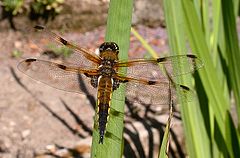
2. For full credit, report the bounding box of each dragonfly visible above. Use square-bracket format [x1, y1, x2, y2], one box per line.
[18, 25, 203, 144]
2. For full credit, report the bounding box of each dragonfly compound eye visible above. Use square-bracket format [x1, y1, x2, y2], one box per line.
[99, 42, 119, 52]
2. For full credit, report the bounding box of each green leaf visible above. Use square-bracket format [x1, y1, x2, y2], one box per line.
[158, 103, 173, 158]
[163, 0, 211, 157]
[225, 111, 240, 157]
[90, 0, 133, 158]
[180, 0, 240, 157]
[221, 0, 240, 155]
[221, 0, 240, 130]
[181, 0, 230, 139]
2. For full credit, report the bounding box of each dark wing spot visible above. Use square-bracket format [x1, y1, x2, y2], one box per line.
[148, 80, 157, 85]
[24, 59, 36, 66]
[34, 25, 44, 30]
[57, 64, 66, 70]
[180, 85, 190, 90]
[122, 79, 129, 83]
[59, 37, 68, 45]
[157, 57, 167, 62]
[25, 58, 36, 62]
[186, 54, 197, 58]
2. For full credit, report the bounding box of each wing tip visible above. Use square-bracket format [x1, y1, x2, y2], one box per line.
[186, 54, 204, 70]
[17, 58, 37, 71]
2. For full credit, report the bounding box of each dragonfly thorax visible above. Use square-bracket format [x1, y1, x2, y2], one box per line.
[99, 62, 116, 77]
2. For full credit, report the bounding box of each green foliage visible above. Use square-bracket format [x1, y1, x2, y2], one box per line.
[163, 0, 240, 157]
[30, 0, 64, 18]
[11, 49, 23, 58]
[46, 43, 72, 58]
[158, 105, 173, 158]
[1, 0, 24, 15]
[1, 0, 64, 20]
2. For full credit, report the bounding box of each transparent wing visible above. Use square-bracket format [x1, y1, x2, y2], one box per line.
[25, 25, 101, 68]
[115, 55, 203, 81]
[111, 77, 194, 105]
[17, 58, 98, 96]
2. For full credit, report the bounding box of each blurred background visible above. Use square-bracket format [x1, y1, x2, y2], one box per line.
[0, 0, 239, 158]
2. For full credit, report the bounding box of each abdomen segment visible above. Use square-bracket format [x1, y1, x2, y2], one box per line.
[97, 76, 113, 143]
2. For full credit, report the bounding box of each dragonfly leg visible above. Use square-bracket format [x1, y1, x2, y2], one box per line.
[90, 76, 99, 88]
[112, 79, 120, 90]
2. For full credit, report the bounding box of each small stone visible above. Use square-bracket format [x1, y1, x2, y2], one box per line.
[0, 138, 11, 152]
[14, 41, 22, 48]
[46, 144, 56, 153]
[55, 149, 70, 157]
[9, 121, 16, 126]
[21, 129, 31, 138]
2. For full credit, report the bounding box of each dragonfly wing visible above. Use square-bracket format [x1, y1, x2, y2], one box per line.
[111, 77, 194, 105]
[115, 55, 203, 81]
[18, 58, 98, 96]
[25, 25, 101, 68]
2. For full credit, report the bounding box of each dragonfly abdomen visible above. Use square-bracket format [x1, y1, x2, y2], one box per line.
[97, 76, 113, 143]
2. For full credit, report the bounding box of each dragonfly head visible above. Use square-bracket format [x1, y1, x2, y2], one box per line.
[99, 42, 119, 52]
[99, 42, 119, 61]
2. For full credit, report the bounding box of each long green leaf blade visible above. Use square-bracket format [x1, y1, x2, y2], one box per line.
[163, 0, 211, 157]
[222, 0, 240, 129]
[182, 0, 230, 135]
[91, 0, 133, 157]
